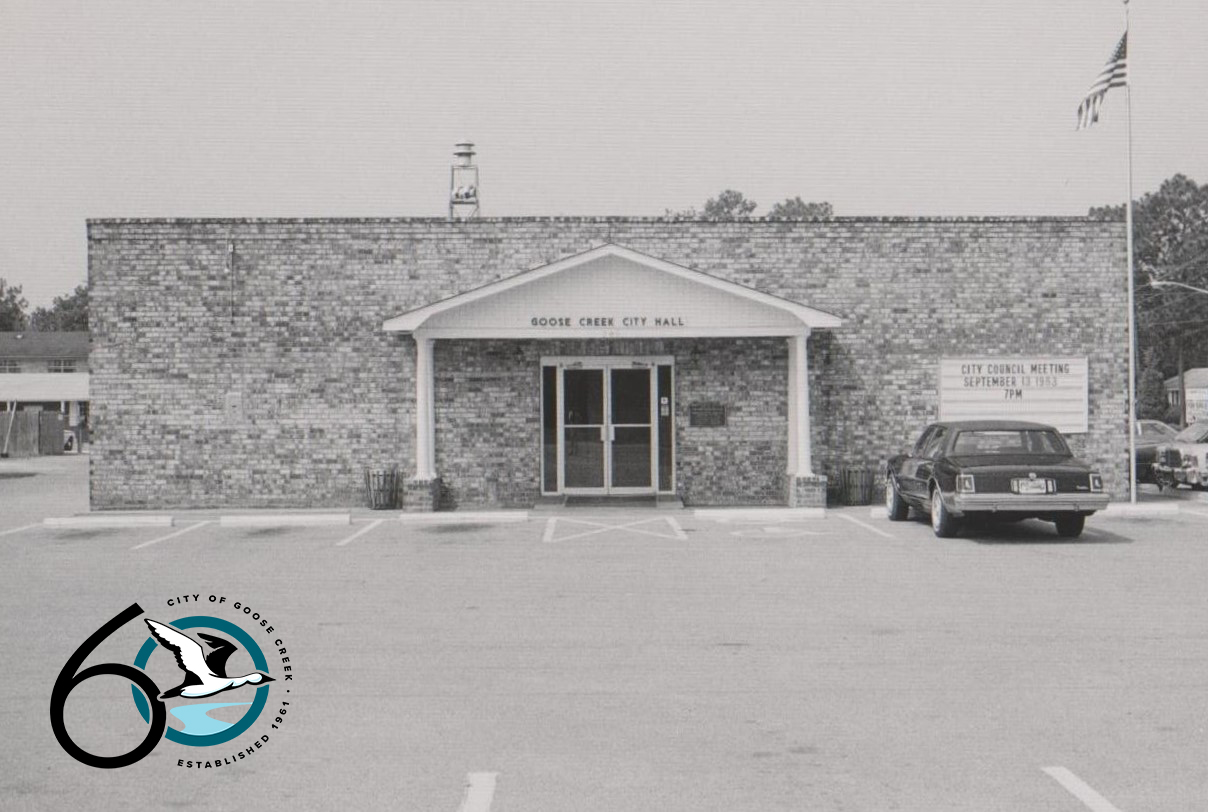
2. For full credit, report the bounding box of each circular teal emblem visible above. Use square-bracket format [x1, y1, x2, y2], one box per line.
[132, 615, 270, 747]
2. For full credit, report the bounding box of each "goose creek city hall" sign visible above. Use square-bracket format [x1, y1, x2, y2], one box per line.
[529, 315, 686, 328]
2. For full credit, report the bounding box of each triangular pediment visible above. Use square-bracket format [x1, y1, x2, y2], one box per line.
[382, 244, 840, 338]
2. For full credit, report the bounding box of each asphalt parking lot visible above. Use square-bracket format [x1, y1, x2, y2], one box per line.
[3, 456, 1207, 811]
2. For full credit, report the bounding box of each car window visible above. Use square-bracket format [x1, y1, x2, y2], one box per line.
[950, 429, 1068, 455]
[1026, 430, 1068, 454]
[922, 428, 947, 459]
[912, 427, 935, 456]
[1139, 422, 1177, 439]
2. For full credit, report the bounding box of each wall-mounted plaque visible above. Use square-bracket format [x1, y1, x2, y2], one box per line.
[689, 402, 727, 427]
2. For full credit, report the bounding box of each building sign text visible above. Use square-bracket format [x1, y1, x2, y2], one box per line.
[530, 315, 686, 328]
[939, 357, 1089, 433]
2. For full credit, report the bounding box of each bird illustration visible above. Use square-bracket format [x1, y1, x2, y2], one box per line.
[144, 619, 275, 700]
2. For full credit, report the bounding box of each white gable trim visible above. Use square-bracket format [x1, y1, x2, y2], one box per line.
[382, 243, 841, 336]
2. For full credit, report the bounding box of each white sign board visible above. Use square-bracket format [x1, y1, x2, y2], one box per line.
[938, 357, 1089, 434]
[1186, 388, 1208, 424]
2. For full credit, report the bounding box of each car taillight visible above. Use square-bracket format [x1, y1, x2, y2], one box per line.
[1089, 473, 1103, 492]
[956, 474, 975, 493]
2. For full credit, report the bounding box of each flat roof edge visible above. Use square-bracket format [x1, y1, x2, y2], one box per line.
[86, 215, 1124, 226]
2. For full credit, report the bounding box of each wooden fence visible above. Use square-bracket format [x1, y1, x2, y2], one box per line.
[1, 410, 66, 458]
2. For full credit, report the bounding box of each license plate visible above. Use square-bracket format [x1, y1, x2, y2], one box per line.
[1013, 478, 1048, 495]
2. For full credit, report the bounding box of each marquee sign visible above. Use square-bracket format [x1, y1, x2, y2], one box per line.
[938, 357, 1089, 434]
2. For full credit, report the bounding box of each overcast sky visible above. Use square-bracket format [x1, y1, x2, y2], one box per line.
[2, 0, 1205, 306]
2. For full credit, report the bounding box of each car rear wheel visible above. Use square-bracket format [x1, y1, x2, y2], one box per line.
[885, 475, 909, 521]
[930, 487, 959, 538]
[1054, 514, 1085, 538]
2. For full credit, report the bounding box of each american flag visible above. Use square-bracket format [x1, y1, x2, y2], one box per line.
[1077, 33, 1128, 129]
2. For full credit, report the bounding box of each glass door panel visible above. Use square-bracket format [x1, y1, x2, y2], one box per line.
[564, 427, 605, 488]
[611, 426, 652, 488]
[563, 369, 605, 490]
[610, 368, 653, 490]
[610, 368, 651, 424]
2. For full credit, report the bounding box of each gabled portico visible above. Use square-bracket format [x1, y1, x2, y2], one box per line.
[383, 243, 841, 510]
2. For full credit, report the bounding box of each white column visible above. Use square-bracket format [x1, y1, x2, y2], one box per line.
[790, 331, 813, 476]
[413, 334, 436, 480]
[786, 337, 799, 475]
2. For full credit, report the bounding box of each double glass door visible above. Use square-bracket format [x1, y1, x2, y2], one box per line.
[561, 365, 655, 493]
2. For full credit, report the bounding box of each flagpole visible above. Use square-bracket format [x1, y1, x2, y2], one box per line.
[1124, 0, 1138, 503]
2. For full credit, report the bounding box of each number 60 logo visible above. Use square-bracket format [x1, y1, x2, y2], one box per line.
[49, 604, 167, 769]
[49, 602, 272, 769]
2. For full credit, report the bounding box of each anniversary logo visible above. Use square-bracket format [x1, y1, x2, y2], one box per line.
[49, 596, 295, 770]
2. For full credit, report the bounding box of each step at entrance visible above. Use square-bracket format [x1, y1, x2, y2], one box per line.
[533, 494, 683, 510]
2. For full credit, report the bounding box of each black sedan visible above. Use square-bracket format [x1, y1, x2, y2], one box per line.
[885, 420, 1110, 538]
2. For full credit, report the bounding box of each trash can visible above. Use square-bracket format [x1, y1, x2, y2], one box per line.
[825, 475, 844, 508]
[364, 467, 399, 510]
[840, 466, 875, 506]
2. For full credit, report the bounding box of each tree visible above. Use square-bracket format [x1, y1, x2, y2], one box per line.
[1091, 174, 1208, 378]
[701, 189, 758, 219]
[0, 278, 28, 331]
[766, 197, 833, 220]
[667, 190, 833, 220]
[1136, 350, 1169, 420]
[30, 284, 88, 331]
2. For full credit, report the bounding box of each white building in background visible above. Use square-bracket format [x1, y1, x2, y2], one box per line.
[0, 331, 90, 452]
[1165, 368, 1208, 424]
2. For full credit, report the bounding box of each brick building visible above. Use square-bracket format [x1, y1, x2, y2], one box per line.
[87, 217, 1128, 510]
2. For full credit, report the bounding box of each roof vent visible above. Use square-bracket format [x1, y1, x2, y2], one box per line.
[449, 142, 479, 220]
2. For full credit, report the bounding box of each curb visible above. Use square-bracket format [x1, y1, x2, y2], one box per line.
[44, 515, 175, 529]
[1102, 502, 1180, 518]
[692, 507, 826, 522]
[870, 504, 1180, 520]
[396, 511, 530, 524]
[218, 514, 351, 528]
[1144, 489, 1208, 503]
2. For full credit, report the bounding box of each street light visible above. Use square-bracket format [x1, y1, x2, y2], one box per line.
[1150, 279, 1208, 296]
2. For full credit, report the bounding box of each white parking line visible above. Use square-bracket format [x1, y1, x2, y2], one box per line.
[336, 519, 385, 547]
[833, 512, 897, 539]
[1042, 767, 1124, 812]
[666, 516, 687, 539]
[542, 518, 557, 544]
[1180, 508, 1208, 519]
[0, 523, 39, 538]
[730, 526, 823, 538]
[457, 772, 498, 812]
[130, 521, 212, 550]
